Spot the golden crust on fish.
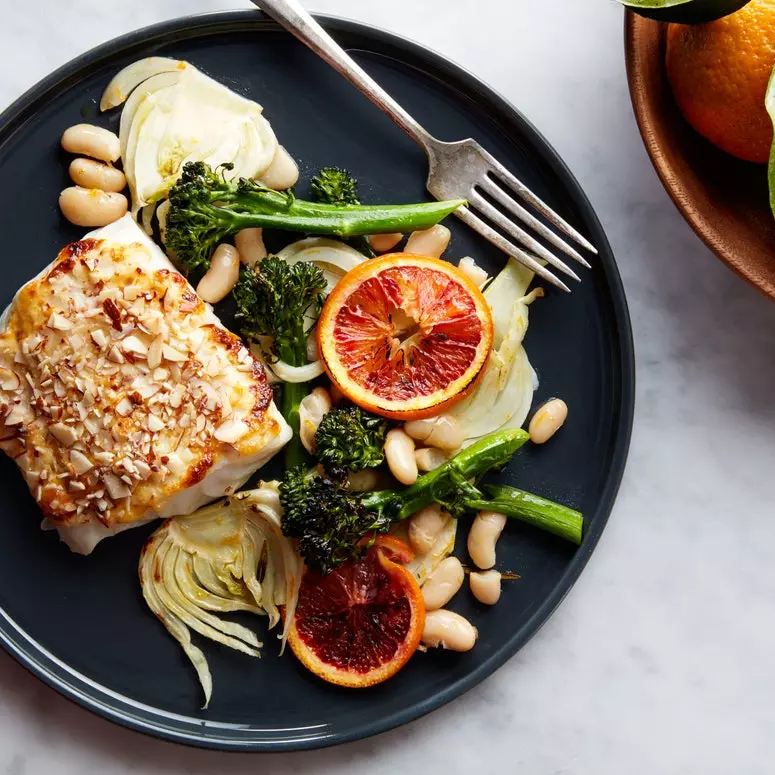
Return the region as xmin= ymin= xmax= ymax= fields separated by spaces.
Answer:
xmin=0 ymin=228 xmax=288 ymax=533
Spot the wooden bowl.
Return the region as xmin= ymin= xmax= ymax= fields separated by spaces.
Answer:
xmin=625 ymin=12 xmax=775 ymax=299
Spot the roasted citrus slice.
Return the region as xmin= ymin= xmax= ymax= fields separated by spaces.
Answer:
xmin=318 ymin=253 xmax=493 ymax=420
xmin=287 ymin=536 xmax=425 ymax=688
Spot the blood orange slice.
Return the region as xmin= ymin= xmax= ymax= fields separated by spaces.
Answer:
xmin=287 ymin=536 xmax=425 ymax=688
xmin=317 ymin=253 xmax=493 ymax=420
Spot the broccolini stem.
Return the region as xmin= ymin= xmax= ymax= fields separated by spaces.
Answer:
xmin=467 ymin=485 xmax=583 ymax=545
xmin=282 ymin=382 xmax=308 ymax=470
xmin=278 ymin=339 xmax=310 ymax=470
xmin=360 ymin=429 xmax=582 ymax=545
xmin=361 ymin=429 xmax=530 ymax=521
xmin=204 ymin=196 xmax=466 ymax=237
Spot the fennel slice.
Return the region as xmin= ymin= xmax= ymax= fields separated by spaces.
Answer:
xmin=101 ymin=56 xmax=186 ymax=111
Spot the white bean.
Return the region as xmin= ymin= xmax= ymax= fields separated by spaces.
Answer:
xmin=368 ymin=232 xmax=403 ymax=253
xmin=415 ymin=447 xmax=448 ymax=473
xmin=384 ymin=428 xmax=417 ymax=485
xmin=404 ymin=415 xmax=463 ymax=451
xmin=260 ymin=146 xmax=299 ymax=190
xmin=61 ymin=124 xmax=120 ymax=163
xmin=457 ymin=256 xmax=489 ymax=288
xmin=196 ymin=244 xmax=241 ymax=304
xmin=68 ymin=158 xmax=126 ymax=193
xmin=470 ymin=570 xmax=502 ymax=605
xmin=528 ymin=398 xmax=568 ymax=444
xmin=422 ymin=557 xmax=464 ymax=610
xmin=234 ymin=228 xmax=267 ymax=266
xmin=421 ymin=610 xmax=478 ymax=651
xmin=408 ymin=503 xmax=448 ymax=554
xmin=58 ymin=187 xmax=127 ymax=227
xmin=405 ymin=225 xmax=451 ymax=258
xmin=298 ymin=387 xmax=332 ymax=454
xmin=346 ymin=469 xmax=380 ymax=492
xmin=467 ymin=510 xmax=507 ymax=570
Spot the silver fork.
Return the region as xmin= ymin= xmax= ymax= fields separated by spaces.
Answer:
xmin=253 ymin=0 xmax=597 ymax=291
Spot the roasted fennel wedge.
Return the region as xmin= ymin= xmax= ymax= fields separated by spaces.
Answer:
xmin=139 ymin=485 xmax=303 ymax=707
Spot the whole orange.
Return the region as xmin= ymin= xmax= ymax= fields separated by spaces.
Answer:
xmin=666 ymin=0 xmax=775 ymax=164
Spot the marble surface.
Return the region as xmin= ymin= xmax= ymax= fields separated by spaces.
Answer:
xmin=2 ymin=1 xmax=775 ymax=772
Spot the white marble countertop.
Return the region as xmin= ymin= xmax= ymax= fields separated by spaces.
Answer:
xmin=2 ymin=1 xmax=775 ymax=773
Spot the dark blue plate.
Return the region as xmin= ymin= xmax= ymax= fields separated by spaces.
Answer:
xmin=0 ymin=11 xmax=634 ymax=751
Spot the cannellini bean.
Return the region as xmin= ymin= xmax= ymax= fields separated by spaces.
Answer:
xmin=415 ymin=447 xmax=448 ymax=473
xmin=298 ymin=387 xmax=332 ymax=454
xmin=61 ymin=124 xmax=120 ymax=163
xmin=470 ymin=570 xmax=502 ymax=605
xmin=68 ymin=158 xmax=126 ymax=193
xmin=422 ymin=610 xmax=478 ymax=651
xmin=234 ymin=228 xmax=267 ymax=266
xmin=404 ymin=414 xmax=463 ymax=451
xmin=196 ymin=244 xmax=241 ymax=304
xmin=468 ymin=510 xmax=507 ymax=570
xmin=528 ymin=398 xmax=568 ymax=444
xmin=458 ymin=256 xmax=489 ymax=288
xmin=368 ymin=232 xmax=403 ymax=253
xmin=346 ymin=469 xmax=380 ymax=492
xmin=405 ymin=225 xmax=451 ymax=258
xmin=58 ymin=187 xmax=127 ymax=227
xmin=260 ymin=146 xmax=299 ymax=190
xmin=384 ymin=428 xmax=417 ymax=485
xmin=408 ymin=503 xmax=448 ymax=554
xmin=422 ymin=557 xmax=464 ymax=610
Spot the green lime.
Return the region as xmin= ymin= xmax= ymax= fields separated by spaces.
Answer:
xmin=618 ymin=0 xmax=751 ymax=23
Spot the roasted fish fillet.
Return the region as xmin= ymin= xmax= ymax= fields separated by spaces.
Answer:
xmin=0 ymin=215 xmax=290 ymax=553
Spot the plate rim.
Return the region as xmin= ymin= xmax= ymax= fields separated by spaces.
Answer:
xmin=0 ymin=9 xmax=635 ymax=751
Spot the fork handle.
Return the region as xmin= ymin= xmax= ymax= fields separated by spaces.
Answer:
xmin=252 ymin=0 xmax=435 ymax=150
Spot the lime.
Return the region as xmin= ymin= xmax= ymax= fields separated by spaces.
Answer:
xmin=765 ymin=64 xmax=775 ymax=218
xmin=618 ymin=0 xmax=751 ymax=23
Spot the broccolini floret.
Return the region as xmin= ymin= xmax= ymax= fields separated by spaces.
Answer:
xmin=233 ymin=257 xmax=327 ymax=469
xmin=314 ymin=404 xmax=390 ymax=481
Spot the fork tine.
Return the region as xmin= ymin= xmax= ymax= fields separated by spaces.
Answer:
xmin=479 ymin=148 xmax=598 ymax=255
xmin=479 ymin=177 xmax=591 ymax=268
xmin=455 ymin=207 xmax=571 ymax=292
xmin=469 ymin=192 xmax=581 ymax=282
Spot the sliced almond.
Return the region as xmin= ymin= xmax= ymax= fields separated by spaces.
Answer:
xmin=213 ymin=418 xmax=248 ymax=444
xmin=115 ymin=397 xmax=133 ymax=417
xmin=162 ymin=344 xmax=186 ymax=362
xmin=134 ymin=460 xmax=152 ymax=480
xmin=70 ymin=450 xmax=93 ymax=475
xmin=146 ymin=334 xmax=164 ymax=369
xmin=107 ymin=344 xmax=125 ymax=364
xmin=0 ymin=367 xmax=20 ymax=391
xmin=4 ymin=403 xmax=31 ymax=426
xmin=49 ymin=422 xmax=79 ymax=446
xmin=121 ymin=335 xmax=148 ymax=357
xmin=147 ymin=414 xmax=165 ymax=432
xmin=165 ymin=452 xmax=185 ymax=476
xmin=103 ymin=472 xmax=130 ymax=500
xmin=47 ymin=312 xmax=73 ymax=331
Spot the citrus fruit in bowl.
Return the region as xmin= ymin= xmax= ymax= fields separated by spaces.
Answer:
xmin=287 ymin=536 xmax=425 ymax=688
xmin=317 ymin=253 xmax=493 ymax=420
xmin=665 ymin=0 xmax=775 ymax=163
xmin=625 ymin=0 xmax=775 ymax=299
